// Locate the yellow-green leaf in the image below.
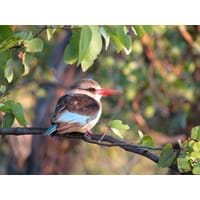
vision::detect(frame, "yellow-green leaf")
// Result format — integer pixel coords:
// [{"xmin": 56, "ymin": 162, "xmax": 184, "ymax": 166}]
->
[
  {"xmin": 100, "ymin": 27, "xmax": 110, "ymax": 50},
  {"xmin": 25, "ymin": 38, "xmax": 44, "ymax": 53},
  {"xmin": 46, "ymin": 28, "xmax": 56, "ymax": 41},
  {"xmin": 0, "ymin": 38, "xmax": 21, "ymax": 52},
  {"xmin": 108, "ymin": 120, "xmax": 130, "ymax": 139},
  {"xmin": 4, "ymin": 59, "xmax": 15, "ymax": 83},
  {"xmin": 22, "ymin": 53, "xmax": 34, "ymax": 76},
  {"xmin": 140, "ymin": 135, "xmax": 154, "ymax": 147},
  {"xmin": 177, "ymin": 157, "xmax": 191, "ymax": 173},
  {"xmin": 192, "ymin": 163, "xmax": 200, "ymax": 175},
  {"xmin": 191, "ymin": 126, "xmax": 200, "ymax": 141},
  {"xmin": 158, "ymin": 144, "xmax": 177, "ymax": 168},
  {"xmin": 132, "ymin": 25, "xmax": 145, "ymax": 38},
  {"xmin": 104, "ymin": 26, "xmax": 132, "ymax": 54}
]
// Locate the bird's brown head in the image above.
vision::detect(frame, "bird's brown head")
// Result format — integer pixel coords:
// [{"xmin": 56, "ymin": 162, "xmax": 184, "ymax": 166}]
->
[{"xmin": 70, "ymin": 79, "xmax": 121, "ymax": 101}]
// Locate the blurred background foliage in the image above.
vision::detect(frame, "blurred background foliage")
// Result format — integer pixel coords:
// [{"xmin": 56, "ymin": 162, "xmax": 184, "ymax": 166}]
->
[{"xmin": 0, "ymin": 25, "xmax": 200, "ymax": 174}]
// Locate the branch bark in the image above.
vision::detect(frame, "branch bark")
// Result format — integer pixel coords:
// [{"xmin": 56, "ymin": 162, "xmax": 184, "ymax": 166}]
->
[{"xmin": 0, "ymin": 127, "xmax": 180, "ymax": 174}]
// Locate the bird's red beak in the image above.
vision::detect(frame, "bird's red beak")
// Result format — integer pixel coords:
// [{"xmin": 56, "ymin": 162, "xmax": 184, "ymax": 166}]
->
[{"xmin": 96, "ymin": 88, "xmax": 122, "ymax": 96}]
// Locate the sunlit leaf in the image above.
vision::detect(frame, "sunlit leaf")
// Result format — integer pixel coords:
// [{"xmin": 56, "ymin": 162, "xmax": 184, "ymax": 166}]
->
[
  {"xmin": 192, "ymin": 163, "xmax": 200, "ymax": 175},
  {"xmin": 193, "ymin": 141, "xmax": 200, "ymax": 152},
  {"xmin": 191, "ymin": 126, "xmax": 200, "ymax": 141},
  {"xmin": 140, "ymin": 135, "xmax": 154, "ymax": 147},
  {"xmin": 4, "ymin": 59, "xmax": 15, "ymax": 83},
  {"xmin": 138, "ymin": 130, "xmax": 144, "ymax": 139},
  {"xmin": 25, "ymin": 38, "xmax": 44, "ymax": 52},
  {"xmin": 22, "ymin": 53, "xmax": 34, "ymax": 75},
  {"xmin": 108, "ymin": 120, "xmax": 130, "ymax": 139},
  {"xmin": 132, "ymin": 25, "xmax": 145, "ymax": 38},
  {"xmin": 81, "ymin": 26, "xmax": 102, "ymax": 71},
  {"xmin": 190, "ymin": 151, "xmax": 200, "ymax": 159},
  {"xmin": 177, "ymin": 157, "xmax": 191, "ymax": 173},
  {"xmin": 46, "ymin": 28, "xmax": 56, "ymax": 41},
  {"xmin": 78, "ymin": 26, "xmax": 92, "ymax": 63},
  {"xmin": 0, "ymin": 38, "xmax": 21, "ymax": 52},
  {"xmin": 100, "ymin": 27, "xmax": 110, "ymax": 50},
  {"xmin": 104, "ymin": 26, "xmax": 132, "ymax": 54},
  {"xmin": 158, "ymin": 144, "xmax": 177, "ymax": 168}
]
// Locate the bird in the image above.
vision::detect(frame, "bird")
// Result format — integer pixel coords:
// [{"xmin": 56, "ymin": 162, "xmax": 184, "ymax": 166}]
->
[{"xmin": 45, "ymin": 79, "xmax": 121, "ymax": 136}]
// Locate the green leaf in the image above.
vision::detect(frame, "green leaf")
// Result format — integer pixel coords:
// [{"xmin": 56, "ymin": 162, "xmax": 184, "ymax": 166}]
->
[
  {"xmin": 140, "ymin": 135, "xmax": 154, "ymax": 147},
  {"xmin": 64, "ymin": 29, "xmax": 80, "ymax": 64},
  {"xmin": 22, "ymin": 53, "xmax": 34, "ymax": 75},
  {"xmin": 143, "ymin": 25, "xmax": 153, "ymax": 35},
  {"xmin": 108, "ymin": 120, "xmax": 130, "ymax": 139},
  {"xmin": 78, "ymin": 26, "xmax": 92, "ymax": 63},
  {"xmin": 80, "ymin": 26, "xmax": 102, "ymax": 71},
  {"xmin": 25, "ymin": 38, "xmax": 44, "ymax": 52},
  {"xmin": 1, "ymin": 113, "xmax": 15, "ymax": 128},
  {"xmin": 193, "ymin": 141, "xmax": 200, "ymax": 152},
  {"xmin": 0, "ymin": 38, "xmax": 21, "ymax": 52},
  {"xmin": 0, "ymin": 103, "xmax": 11, "ymax": 112},
  {"xmin": 0, "ymin": 26, "xmax": 13, "ymax": 42},
  {"xmin": 46, "ymin": 28, "xmax": 56, "ymax": 41},
  {"xmin": 192, "ymin": 163, "xmax": 200, "ymax": 175},
  {"xmin": 0, "ymin": 85, "xmax": 6, "ymax": 95},
  {"xmin": 132, "ymin": 25, "xmax": 145, "ymax": 38},
  {"xmin": 14, "ymin": 31, "xmax": 33, "ymax": 40},
  {"xmin": 4, "ymin": 59, "xmax": 15, "ymax": 83},
  {"xmin": 100, "ymin": 27, "xmax": 110, "ymax": 50},
  {"xmin": 190, "ymin": 151, "xmax": 200, "ymax": 159},
  {"xmin": 158, "ymin": 144, "xmax": 177, "ymax": 168},
  {"xmin": 11, "ymin": 102, "xmax": 27, "ymax": 126},
  {"xmin": 110, "ymin": 128, "xmax": 124, "ymax": 139},
  {"xmin": 104, "ymin": 26, "xmax": 132, "ymax": 54},
  {"xmin": 191, "ymin": 126, "xmax": 200, "ymax": 141},
  {"xmin": 177, "ymin": 157, "xmax": 191, "ymax": 173},
  {"xmin": 108, "ymin": 120, "xmax": 130, "ymax": 131}
]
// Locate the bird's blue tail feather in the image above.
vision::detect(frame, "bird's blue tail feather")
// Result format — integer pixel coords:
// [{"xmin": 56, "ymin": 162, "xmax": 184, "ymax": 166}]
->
[{"xmin": 45, "ymin": 124, "xmax": 58, "ymax": 135}]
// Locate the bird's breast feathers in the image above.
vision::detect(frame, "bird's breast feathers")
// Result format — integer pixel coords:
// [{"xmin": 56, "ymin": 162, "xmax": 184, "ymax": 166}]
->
[{"xmin": 51, "ymin": 93, "xmax": 102, "ymax": 133}]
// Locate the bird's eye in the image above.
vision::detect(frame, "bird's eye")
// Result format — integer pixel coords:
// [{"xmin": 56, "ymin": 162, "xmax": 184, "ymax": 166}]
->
[{"xmin": 87, "ymin": 87, "xmax": 96, "ymax": 92}]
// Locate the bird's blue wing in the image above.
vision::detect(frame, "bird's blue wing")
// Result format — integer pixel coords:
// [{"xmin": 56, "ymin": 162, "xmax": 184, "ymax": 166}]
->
[
  {"xmin": 57, "ymin": 110, "xmax": 91, "ymax": 126},
  {"xmin": 45, "ymin": 124, "xmax": 58, "ymax": 135}
]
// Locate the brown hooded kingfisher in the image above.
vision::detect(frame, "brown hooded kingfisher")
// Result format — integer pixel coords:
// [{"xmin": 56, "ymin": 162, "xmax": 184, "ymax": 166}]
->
[{"xmin": 45, "ymin": 79, "xmax": 121, "ymax": 136}]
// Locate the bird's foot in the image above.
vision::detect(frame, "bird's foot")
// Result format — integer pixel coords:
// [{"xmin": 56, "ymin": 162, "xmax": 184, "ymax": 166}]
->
[
  {"xmin": 84, "ymin": 131, "xmax": 92, "ymax": 141},
  {"xmin": 98, "ymin": 134, "xmax": 106, "ymax": 143}
]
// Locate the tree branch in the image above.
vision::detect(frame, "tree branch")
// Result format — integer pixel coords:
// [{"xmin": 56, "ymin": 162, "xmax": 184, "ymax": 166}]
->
[{"xmin": 0, "ymin": 127, "xmax": 180, "ymax": 174}]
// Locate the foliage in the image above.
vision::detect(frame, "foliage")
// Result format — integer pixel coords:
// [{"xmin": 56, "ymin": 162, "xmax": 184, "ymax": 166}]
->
[
  {"xmin": 108, "ymin": 119, "xmax": 130, "ymax": 139},
  {"xmin": 1, "ymin": 25, "xmax": 200, "ymax": 174}
]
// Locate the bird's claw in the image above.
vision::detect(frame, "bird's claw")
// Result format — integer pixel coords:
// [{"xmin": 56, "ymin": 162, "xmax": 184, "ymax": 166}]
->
[
  {"xmin": 98, "ymin": 134, "xmax": 106, "ymax": 143},
  {"xmin": 84, "ymin": 131, "xmax": 92, "ymax": 141}
]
